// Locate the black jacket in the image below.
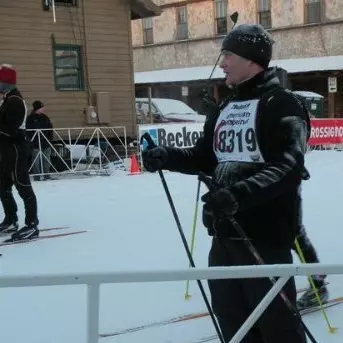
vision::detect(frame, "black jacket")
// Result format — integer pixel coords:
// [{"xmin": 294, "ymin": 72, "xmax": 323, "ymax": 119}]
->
[
  {"xmin": 162, "ymin": 68, "xmax": 309, "ymax": 248},
  {"xmin": 26, "ymin": 112, "xmax": 53, "ymax": 149},
  {"xmin": 0, "ymin": 88, "xmax": 27, "ymax": 146}
]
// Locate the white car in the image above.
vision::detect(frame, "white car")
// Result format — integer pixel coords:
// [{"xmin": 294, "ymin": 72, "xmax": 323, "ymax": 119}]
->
[{"xmin": 136, "ymin": 98, "xmax": 206, "ymax": 123}]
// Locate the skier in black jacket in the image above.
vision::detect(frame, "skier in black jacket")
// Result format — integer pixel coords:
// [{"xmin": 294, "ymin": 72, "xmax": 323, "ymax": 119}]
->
[
  {"xmin": 26, "ymin": 100, "xmax": 54, "ymax": 180},
  {"xmin": 142, "ymin": 25, "xmax": 308, "ymax": 342},
  {"xmin": 0, "ymin": 64, "xmax": 39, "ymax": 241},
  {"xmin": 202, "ymin": 64, "xmax": 329, "ymax": 311}
]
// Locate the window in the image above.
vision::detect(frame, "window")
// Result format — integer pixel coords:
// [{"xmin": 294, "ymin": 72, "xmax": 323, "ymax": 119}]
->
[
  {"xmin": 177, "ymin": 6, "xmax": 188, "ymax": 40},
  {"xmin": 43, "ymin": 0, "xmax": 77, "ymax": 10},
  {"xmin": 258, "ymin": 0, "xmax": 271, "ymax": 29},
  {"xmin": 215, "ymin": 0, "xmax": 227, "ymax": 35},
  {"xmin": 53, "ymin": 45, "xmax": 84, "ymax": 91},
  {"xmin": 54, "ymin": 0, "xmax": 77, "ymax": 6},
  {"xmin": 142, "ymin": 17, "xmax": 153, "ymax": 45},
  {"xmin": 136, "ymin": 101, "xmax": 162, "ymax": 123},
  {"xmin": 305, "ymin": 0, "xmax": 321, "ymax": 24}
]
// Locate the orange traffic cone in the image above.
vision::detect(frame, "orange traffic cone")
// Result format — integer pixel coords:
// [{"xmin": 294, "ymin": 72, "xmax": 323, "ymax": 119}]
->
[{"xmin": 129, "ymin": 153, "xmax": 141, "ymax": 175}]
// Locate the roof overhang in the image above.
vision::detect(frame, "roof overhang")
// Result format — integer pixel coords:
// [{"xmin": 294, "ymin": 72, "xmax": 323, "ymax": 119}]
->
[
  {"xmin": 134, "ymin": 55, "xmax": 343, "ymax": 84},
  {"xmin": 131, "ymin": 0, "xmax": 161, "ymax": 20}
]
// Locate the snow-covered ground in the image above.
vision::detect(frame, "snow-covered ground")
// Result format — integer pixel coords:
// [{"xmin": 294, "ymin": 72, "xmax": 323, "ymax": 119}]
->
[{"xmin": 0, "ymin": 150, "xmax": 342, "ymax": 343}]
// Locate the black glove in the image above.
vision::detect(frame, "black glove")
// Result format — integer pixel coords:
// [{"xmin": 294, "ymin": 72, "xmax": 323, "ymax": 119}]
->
[
  {"xmin": 142, "ymin": 146, "xmax": 168, "ymax": 172},
  {"xmin": 201, "ymin": 188, "xmax": 239, "ymax": 237},
  {"xmin": 201, "ymin": 188, "xmax": 239, "ymax": 217}
]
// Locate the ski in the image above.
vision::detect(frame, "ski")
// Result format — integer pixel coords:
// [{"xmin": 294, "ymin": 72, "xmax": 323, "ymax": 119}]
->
[
  {"xmin": 182, "ymin": 298, "xmax": 343, "ymax": 343},
  {"xmin": 99, "ymin": 295, "xmax": 343, "ymax": 339},
  {"xmin": 0, "ymin": 230, "xmax": 87, "ymax": 246},
  {"xmin": 168, "ymin": 298, "xmax": 343, "ymax": 343},
  {"xmin": 186, "ymin": 298, "xmax": 343, "ymax": 343},
  {"xmin": 40, "ymin": 226, "xmax": 70, "ymax": 232},
  {"xmin": 100, "ymin": 312, "xmax": 209, "ymax": 338},
  {"xmin": 0, "ymin": 226, "xmax": 69, "ymax": 238},
  {"xmin": 299, "ymin": 296, "xmax": 343, "ymax": 315}
]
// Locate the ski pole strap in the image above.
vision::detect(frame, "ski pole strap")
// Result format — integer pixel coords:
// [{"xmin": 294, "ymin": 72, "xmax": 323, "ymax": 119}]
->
[{"xmin": 198, "ymin": 171, "xmax": 217, "ymax": 192}]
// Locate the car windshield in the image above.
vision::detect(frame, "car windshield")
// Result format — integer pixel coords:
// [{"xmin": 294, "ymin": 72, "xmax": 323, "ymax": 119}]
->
[{"xmin": 153, "ymin": 99, "xmax": 198, "ymax": 115}]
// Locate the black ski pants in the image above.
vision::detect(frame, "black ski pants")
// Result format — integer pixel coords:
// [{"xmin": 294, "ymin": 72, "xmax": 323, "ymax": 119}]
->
[
  {"xmin": 0, "ymin": 142, "xmax": 38, "ymax": 225},
  {"xmin": 208, "ymin": 237, "xmax": 307, "ymax": 343},
  {"xmin": 292, "ymin": 193, "xmax": 326, "ymax": 283}
]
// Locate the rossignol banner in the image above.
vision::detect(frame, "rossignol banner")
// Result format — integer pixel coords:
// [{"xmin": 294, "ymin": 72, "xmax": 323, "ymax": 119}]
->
[
  {"xmin": 138, "ymin": 123, "xmax": 204, "ymax": 149},
  {"xmin": 308, "ymin": 119, "xmax": 343, "ymax": 146},
  {"xmin": 138, "ymin": 119, "xmax": 343, "ymax": 150}
]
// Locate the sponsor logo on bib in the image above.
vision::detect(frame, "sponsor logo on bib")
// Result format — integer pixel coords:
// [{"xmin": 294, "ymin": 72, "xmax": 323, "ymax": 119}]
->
[{"xmin": 213, "ymin": 99, "xmax": 264, "ymax": 163}]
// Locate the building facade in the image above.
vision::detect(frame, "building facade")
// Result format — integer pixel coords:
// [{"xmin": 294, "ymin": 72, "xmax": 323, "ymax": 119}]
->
[
  {"xmin": 0, "ymin": 0, "xmax": 160, "ymax": 137},
  {"xmin": 132, "ymin": 0, "xmax": 343, "ymax": 117}
]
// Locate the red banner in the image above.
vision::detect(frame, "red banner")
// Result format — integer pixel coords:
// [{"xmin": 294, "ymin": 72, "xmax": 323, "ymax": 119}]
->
[{"xmin": 308, "ymin": 119, "xmax": 343, "ymax": 146}]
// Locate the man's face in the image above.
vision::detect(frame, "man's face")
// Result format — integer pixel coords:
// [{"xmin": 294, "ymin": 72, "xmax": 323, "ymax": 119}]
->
[{"xmin": 219, "ymin": 51, "xmax": 252, "ymax": 86}]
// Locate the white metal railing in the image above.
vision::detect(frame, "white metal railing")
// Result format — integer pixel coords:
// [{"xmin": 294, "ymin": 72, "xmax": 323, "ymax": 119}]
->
[
  {"xmin": 26, "ymin": 126, "xmax": 129, "ymax": 178},
  {"xmin": 1, "ymin": 263, "xmax": 342, "ymax": 343}
]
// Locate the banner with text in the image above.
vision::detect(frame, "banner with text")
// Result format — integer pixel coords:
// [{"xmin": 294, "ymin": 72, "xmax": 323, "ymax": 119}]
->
[
  {"xmin": 138, "ymin": 123, "xmax": 204, "ymax": 150},
  {"xmin": 308, "ymin": 119, "xmax": 343, "ymax": 146},
  {"xmin": 139, "ymin": 119, "xmax": 343, "ymax": 150}
]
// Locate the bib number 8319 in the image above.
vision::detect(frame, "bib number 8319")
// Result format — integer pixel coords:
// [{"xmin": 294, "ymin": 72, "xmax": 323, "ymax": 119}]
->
[{"xmin": 217, "ymin": 128, "xmax": 257, "ymax": 153}]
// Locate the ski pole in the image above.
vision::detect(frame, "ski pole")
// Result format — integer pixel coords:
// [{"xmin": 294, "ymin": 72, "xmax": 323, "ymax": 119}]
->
[
  {"xmin": 184, "ymin": 179, "xmax": 201, "ymax": 300},
  {"xmin": 294, "ymin": 237, "xmax": 338, "ymax": 333},
  {"xmin": 140, "ymin": 133, "xmax": 225, "ymax": 343},
  {"xmin": 198, "ymin": 172, "xmax": 318, "ymax": 343}
]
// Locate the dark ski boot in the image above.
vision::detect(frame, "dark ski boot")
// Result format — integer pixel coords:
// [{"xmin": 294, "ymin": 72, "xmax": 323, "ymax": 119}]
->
[
  {"xmin": 6, "ymin": 223, "xmax": 39, "ymax": 242},
  {"xmin": 0, "ymin": 218, "xmax": 19, "ymax": 234},
  {"xmin": 297, "ymin": 282, "xmax": 329, "ymax": 310}
]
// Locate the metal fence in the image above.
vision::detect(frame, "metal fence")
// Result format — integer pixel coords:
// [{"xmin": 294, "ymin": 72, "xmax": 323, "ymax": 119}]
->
[
  {"xmin": 0, "ymin": 263, "xmax": 341, "ymax": 343},
  {"xmin": 26, "ymin": 126, "xmax": 129, "ymax": 178}
]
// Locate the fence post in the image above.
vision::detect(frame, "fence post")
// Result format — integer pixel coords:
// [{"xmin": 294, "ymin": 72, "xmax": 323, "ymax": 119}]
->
[{"xmin": 87, "ymin": 283, "xmax": 100, "ymax": 343}]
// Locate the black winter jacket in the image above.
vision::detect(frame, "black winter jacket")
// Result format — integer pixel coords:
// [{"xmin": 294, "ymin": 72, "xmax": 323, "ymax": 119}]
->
[
  {"xmin": 162, "ymin": 68, "xmax": 310, "ymax": 248},
  {"xmin": 0, "ymin": 88, "xmax": 27, "ymax": 146},
  {"xmin": 26, "ymin": 112, "xmax": 53, "ymax": 149}
]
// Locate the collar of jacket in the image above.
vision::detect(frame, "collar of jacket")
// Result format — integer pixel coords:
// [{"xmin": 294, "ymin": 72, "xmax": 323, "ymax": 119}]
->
[
  {"xmin": 3, "ymin": 88, "xmax": 22, "ymax": 100},
  {"xmin": 229, "ymin": 67, "xmax": 280, "ymax": 101}
]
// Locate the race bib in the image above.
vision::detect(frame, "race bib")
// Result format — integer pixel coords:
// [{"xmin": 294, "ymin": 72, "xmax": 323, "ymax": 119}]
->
[{"xmin": 213, "ymin": 99, "xmax": 264, "ymax": 163}]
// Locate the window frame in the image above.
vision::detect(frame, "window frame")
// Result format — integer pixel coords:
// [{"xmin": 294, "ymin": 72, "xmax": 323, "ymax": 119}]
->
[
  {"xmin": 142, "ymin": 17, "xmax": 154, "ymax": 45},
  {"xmin": 214, "ymin": 0, "xmax": 228, "ymax": 35},
  {"xmin": 53, "ymin": 44, "xmax": 85, "ymax": 92},
  {"xmin": 304, "ymin": 0, "xmax": 322, "ymax": 24},
  {"xmin": 257, "ymin": 0, "xmax": 272, "ymax": 29},
  {"xmin": 54, "ymin": 0, "xmax": 78, "ymax": 7},
  {"xmin": 176, "ymin": 6, "xmax": 188, "ymax": 40}
]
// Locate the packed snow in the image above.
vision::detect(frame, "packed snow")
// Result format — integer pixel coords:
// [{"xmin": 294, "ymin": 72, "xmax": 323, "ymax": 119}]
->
[{"xmin": 0, "ymin": 150, "xmax": 342, "ymax": 343}]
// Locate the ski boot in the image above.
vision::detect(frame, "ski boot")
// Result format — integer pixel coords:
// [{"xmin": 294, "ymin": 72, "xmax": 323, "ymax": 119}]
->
[
  {"xmin": 7, "ymin": 223, "xmax": 39, "ymax": 242},
  {"xmin": 297, "ymin": 281, "xmax": 329, "ymax": 310},
  {"xmin": 0, "ymin": 218, "xmax": 19, "ymax": 234}
]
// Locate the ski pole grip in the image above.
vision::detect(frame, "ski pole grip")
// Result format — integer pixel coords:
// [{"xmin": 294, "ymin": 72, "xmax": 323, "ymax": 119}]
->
[
  {"xmin": 140, "ymin": 132, "xmax": 157, "ymax": 149},
  {"xmin": 198, "ymin": 172, "xmax": 217, "ymax": 192}
]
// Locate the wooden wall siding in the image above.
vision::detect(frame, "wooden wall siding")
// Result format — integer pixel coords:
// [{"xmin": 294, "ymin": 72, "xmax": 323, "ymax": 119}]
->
[{"xmin": 0, "ymin": 0, "xmax": 137, "ymax": 136}]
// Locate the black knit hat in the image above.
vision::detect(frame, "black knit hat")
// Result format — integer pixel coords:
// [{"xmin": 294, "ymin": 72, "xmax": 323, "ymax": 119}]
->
[
  {"xmin": 32, "ymin": 100, "xmax": 44, "ymax": 111},
  {"xmin": 221, "ymin": 24, "xmax": 274, "ymax": 69}
]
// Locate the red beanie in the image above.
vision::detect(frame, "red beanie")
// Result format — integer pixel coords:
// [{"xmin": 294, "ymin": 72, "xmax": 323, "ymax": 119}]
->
[{"xmin": 0, "ymin": 64, "xmax": 17, "ymax": 85}]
